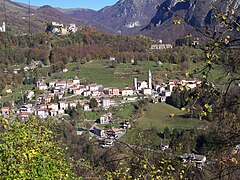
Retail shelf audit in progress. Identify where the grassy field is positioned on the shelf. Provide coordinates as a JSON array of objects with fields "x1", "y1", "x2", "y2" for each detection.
[
  {"x1": 39, "y1": 60, "x2": 163, "y2": 89},
  {"x1": 138, "y1": 103, "x2": 200, "y2": 130},
  {"x1": 122, "y1": 103, "x2": 200, "y2": 143},
  {"x1": 111, "y1": 103, "x2": 136, "y2": 120}
]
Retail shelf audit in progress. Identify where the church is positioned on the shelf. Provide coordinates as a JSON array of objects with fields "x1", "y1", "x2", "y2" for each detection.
[{"x1": 133, "y1": 70, "x2": 153, "y2": 95}]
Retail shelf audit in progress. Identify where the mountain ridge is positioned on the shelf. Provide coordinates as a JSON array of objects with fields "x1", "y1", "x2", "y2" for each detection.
[{"x1": 2, "y1": 0, "x2": 240, "y2": 42}]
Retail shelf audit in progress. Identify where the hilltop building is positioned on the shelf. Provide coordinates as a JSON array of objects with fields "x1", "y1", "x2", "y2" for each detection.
[
  {"x1": 150, "y1": 44, "x2": 173, "y2": 50},
  {"x1": 46, "y1": 22, "x2": 77, "y2": 35}
]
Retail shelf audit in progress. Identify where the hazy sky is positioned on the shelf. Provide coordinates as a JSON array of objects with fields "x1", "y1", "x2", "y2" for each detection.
[{"x1": 14, "y1": 0, "x2": 119, "y2": 10}]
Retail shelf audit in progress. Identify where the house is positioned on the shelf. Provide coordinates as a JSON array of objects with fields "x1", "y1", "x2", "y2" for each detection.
[
  {"x1": 58, "y1": 109, "x2": 65, "y2": 115},
  {"x1": 73, "y1": 76, "x2": 80, "y2": 85},
  {"x1": 122, "y1": 86, "x2": 134, "y2": 96},
  {"x1": 35, "y1": 109, "x2": 48, "y2": 119},
  {"x1": 1, "y1": 107, "x2": 11, "y2": 115},
  {"x1": 138, "y1": 81, "x2": 148, "y2": 91},
  {"x1": 47, "y1": 103, "x2": 59, "y2": 111},
  {"x1": 109, "y1": 57, "x2": 116, "y2": 61},
  {"x1": 73, "y1": 88, "x2": 83, "y2": 95},
  {"x1": 74, "y1": 126, "x2": 85, "y2": 136},
  {"x1": 179, "y1": 154, "x2": 206, "y2": 169},
  {"x1": 160, "y1": 143, "x2": 169, "y2": 151},
  {"x1": 63, "y1": 68, "x2": 68, "y2": 72},
  {"x1": 26, "y1": 91, "x2": 35, "y2": 99},
  {"x1": 6, "y1": 89, "x2": 12, "y2": 94},
  {"x1": 101, "y1": 139, "x2": 114, "y2": 148},
  {"x1": 68, "y1": 23, "x2": 77, "y2": 33},
  {"x1": 19, "y1": 112, "x2": 31, "y2": 119},
  {"x1": 150, "y1": 44, "x2": 173, "y2": 50},
  {"x1": 104, "y1": 88, "x2": 120, "y2": 96},
  {"x1": 94, "y1": 126, "x2": 105, "y2": 137},
  {"x1": 44, "y1": 95, "x2": 54, "y2": 103},
  {"x1": 168, "y1": 79, "x2": 180, "y2": 92},
  {"x1": 38, "y1": 84, "x2": 48, "y2": 91},
  {"x1": 162, "y1": 90, "x2": 171, "y2": 97},
  {"x1": 160, "y1": 96, "x2": 167, "y2": 102},
  {"x1": 122, "y1": 121, "x2": 131, "y2": 129},
  {"x1": 59, "y1": 101, "x2": 67, "y2": 110},
  {"x1": 83, "y1": 104, "x2": 91, "y2": 111},
  {"x1": 39, "y1": 104, "x2": 48, "y2": 110},
  {"x1": 20, "y1": 104, "x2": 33, "y2": 113},
  {"x1": 66, "y1": 81, "x2": 74, "y2": 88},
  {"x1": 50, "y1": 110, "x2": 58, "y2": 117},
  {"x1": 99, "y1": 113, "x2": 112, "y2": 124},
  {"x1": 102, "y1": 99, "x2": 111, "y2": 109},
  {"x1": 83, "y1": 91, "x2": 92, "y2": 97},
  {"x1": 68, "y1": 101, "x2": 77, "y2": 108},
  {"x1": 55, "y1": 81, "x2": 67, "y2": 88},
  {"x1": 87, "y1": 84, "x2": 99, "y2": 92},
  {"x1": 143, "y1": 88, "x2": 152, "y2": 95},
  {"x1": 48, "y1": 81, "x2": 56, "y2": 88},
  {"x1": 92, "y1": 91, "x2": 101, "y2": 97}
]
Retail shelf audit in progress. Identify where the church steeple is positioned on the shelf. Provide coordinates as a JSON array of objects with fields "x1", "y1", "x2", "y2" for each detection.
[{"x1": 148, "y1": 69, "x2": 152, "y2": 89}]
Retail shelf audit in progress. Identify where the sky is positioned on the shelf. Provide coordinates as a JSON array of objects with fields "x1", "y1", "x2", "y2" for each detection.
[{"x1": 14, "y1": 0, "x2": 119, "y2": 10}]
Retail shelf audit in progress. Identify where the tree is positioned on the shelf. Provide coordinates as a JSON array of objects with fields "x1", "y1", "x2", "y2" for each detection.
[
  {"x1": 163, "y1": 127, "x2": 171, "y2": 139},
  {"x1": 0, "y1": 116, "x2": 73, "y2": 179},
  {"x1": 89, "y1": 98, "x2": 98, "y2": 109}
]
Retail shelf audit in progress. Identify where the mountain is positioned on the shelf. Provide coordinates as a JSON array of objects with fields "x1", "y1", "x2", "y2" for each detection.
[
  {"x1": 143, "y1": 0, "x2": 240, "y2": 41},
  {"x1": 3, "y1": 0, "x2": 240, "y2": 41},
  {"x1": 63, "y1": 8, "x2": 96, "y2": 21},
  {"x1": 36, "y1": 5, "x2": 76, "y2": 24},
  {"x1": 86, "y1": 0, "x2": 165, "y2": 35}
]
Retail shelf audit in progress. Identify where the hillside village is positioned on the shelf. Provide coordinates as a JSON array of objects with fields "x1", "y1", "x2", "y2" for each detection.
[{"x1": 0, "y1": 69, "x2": 202, "y2": 145}]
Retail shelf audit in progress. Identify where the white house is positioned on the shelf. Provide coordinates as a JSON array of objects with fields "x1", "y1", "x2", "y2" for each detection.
[
  {"x1": 26, "y1": 91, "x2": 35, "y2": 99},
  {"x1": 102, "y1": 99, "x2": 111, "y2": 109},
  {"x1": 122, "y1": 87, "x2": 134, "y2": 96},
  {"x1": 47, "y1": 103, "x2": 59, "y2": 111},
  {"x1": 73, "y1": 76, "x2": 80, "y2": 85},
  {"x1": 83, "y1": 104, "x2": 91, "y2": 111},
  {"x1": 48, "y1": 81, "x2": 56, "y2": 88},
  {"x1": 92, "y1": 91, "x2": 101, "y2": 97},
  {"x1": 83, "y1": 91, "x2": 92, "y2": 97},
  {"x1": 38, "y1": 84, "x2": 48, "y2": 91},
  {"x1": 138, "y1": 81, "x2": 148, "y2": 91},
  {"x1": 59, "y1": 101, "x2": 67, "y2": 110},
  {"x1": 99, "y1": 113, "x2": 112, "y2": 124},
  {"x1": 94, "y1": 126, "x2": 105, "y2": 137},
  {"x1": 143, "y1": 88, "x2": 152, "y2": 95},
  {"x1": 162, "y1": 90, "x2": 171, "y2": 97},
  {"x1": 6, "y1": 89, "x2": 12, "y2": 94},
  {"x1": 35, "y1": 109, "x2": 48, "y2": 119},
  {"x1": 50, "y1": 110, "x2": 58, "y2": 117}
]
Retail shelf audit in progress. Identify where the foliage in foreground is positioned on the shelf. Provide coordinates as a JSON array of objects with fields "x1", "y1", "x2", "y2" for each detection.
[{"x1": 0, "y1": 116, "x2": 73, "y2": 179}]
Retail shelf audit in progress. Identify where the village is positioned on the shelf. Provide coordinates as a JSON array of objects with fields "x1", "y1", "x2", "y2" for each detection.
[{"x1": 0, "y1": 68, "x2": 202, "y2": 149}]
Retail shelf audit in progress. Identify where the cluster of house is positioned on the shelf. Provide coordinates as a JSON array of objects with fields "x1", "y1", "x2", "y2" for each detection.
[
  {"x1": 0, "y1": 76, "x2": 137, "y2": 119},
  {"x1": 153, "y1": 79, "x2": 202, "y2": 102},
  {"x1": 179, "y1": 154, "x2": 207, "y2": 169},
  {"x1": 92, "y1": 114, "x2": 130, "y2": 147},
  {"x1": 0, "y1": 68, "x2": 202, "y2": 120},
  {"x1": 46, "y1": 22, "x2": 77, "y2": 35}
]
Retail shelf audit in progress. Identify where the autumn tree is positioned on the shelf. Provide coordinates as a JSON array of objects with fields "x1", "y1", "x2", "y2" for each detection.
[{"x1": 0, "y1": 116, "x2": 74, "y2": 179}]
